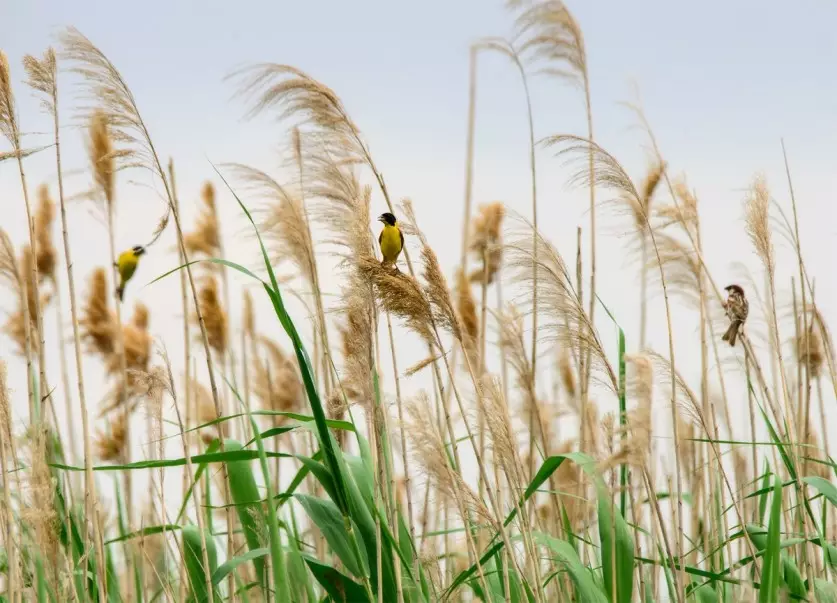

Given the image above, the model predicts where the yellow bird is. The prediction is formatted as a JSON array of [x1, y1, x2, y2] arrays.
[[377, 212, 404, 270], [114, 245, 146, 301]]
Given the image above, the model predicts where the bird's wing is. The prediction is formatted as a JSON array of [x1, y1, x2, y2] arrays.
[[399, 228, 404, 251], [378, 229, 383, 246]]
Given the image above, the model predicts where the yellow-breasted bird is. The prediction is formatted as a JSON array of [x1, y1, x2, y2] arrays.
[[378, 212, 404, 269], [114, 245, 146, 301]]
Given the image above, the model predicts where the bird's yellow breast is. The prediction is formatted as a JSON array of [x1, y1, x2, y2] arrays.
[[118, 250, 140, 281], [379, 224, 403, 263]]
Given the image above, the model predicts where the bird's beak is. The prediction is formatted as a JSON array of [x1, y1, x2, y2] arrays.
[[377, 215, 385, 223]]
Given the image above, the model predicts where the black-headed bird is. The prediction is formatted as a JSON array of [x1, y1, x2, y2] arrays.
[[378, 212, 404, 270], [114, 245, 146, 301]]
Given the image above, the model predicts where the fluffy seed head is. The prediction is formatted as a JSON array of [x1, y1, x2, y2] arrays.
[[96, 412, 128, 462], [88, 110, 115, 204], [469, 202, 504, 284], [81, 267, 115, 356], [184, 182, 220, 258], [195, 276, 227, 354], [34, 185, 56, 283]]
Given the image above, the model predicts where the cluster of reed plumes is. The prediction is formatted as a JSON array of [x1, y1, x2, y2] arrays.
[[0, 2, 836, 602]]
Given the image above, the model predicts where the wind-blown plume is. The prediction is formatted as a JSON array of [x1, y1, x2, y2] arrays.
[[81, 267, 115, 356], [34, 185, 56, 283], [253, 337, 302, 415], [184, 182, 220, 258], [469, 202, 505, 283], [505, 214, 617, 393], [744, 174, 774, 274], [194, 277, 227, 355], [23, 49, 57, 115]]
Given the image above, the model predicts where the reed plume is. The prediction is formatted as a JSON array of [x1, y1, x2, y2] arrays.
[[468, 202, 504, 284], [183, 182, 220, 258], [194, 276, 227, 355], [253, 337, 302, 415], [34, 186, 56, 284]]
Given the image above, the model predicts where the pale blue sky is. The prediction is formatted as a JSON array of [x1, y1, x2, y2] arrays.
[[2, 1, 837, 481]]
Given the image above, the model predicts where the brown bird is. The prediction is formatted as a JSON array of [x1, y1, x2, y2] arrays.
[[722, 284, 748, 347]]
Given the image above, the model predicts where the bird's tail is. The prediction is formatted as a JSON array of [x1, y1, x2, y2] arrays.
[[116, 283, 124, 302], [722, 321, 740, 347]]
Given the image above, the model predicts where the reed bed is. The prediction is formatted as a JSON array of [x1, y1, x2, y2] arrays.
[[0, 2, 835, 602]]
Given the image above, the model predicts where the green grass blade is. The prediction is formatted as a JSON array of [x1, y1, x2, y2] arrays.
[[759, 475, 782, 603]]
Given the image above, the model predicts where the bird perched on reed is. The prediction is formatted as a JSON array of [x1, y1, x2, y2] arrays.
[[114, 245, 146, 301], [378, 212, 404, 270], [722, 284, 748, 346]]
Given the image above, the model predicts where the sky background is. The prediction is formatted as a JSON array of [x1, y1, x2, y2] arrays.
[[2, 0, 837, 528]]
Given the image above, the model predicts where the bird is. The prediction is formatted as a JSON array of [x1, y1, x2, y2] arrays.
[[114, 245, 146, 301], [721, 284, 748, 347], [377, 212, 404, 270]]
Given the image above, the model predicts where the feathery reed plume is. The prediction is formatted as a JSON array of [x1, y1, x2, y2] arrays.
[[195, 276, 227, 355], [421, 245, 462, 342], [231, 64, 368, 167], [338, 275, 375, 407], [184, 182, 220, 258], [22, 425, 61, 594], [0, 230, 28, 354], [403, 393, 491, 524], [505, 215, 617, 393], [744, 175, 774, 275], [81, 267, 115, 356], [650, 232, 701, 308], [34, 185, 56, 284], [87, 110, 117, 208], [557, 348, 577, 402], [469, 202, 504, 283], [480, 376, 526, 489], [95, 412, 128, 462], [109, 303, 151, 375], [191, 377, 227, 445], [0, 52, 17, 146], [227, 164, 315, 282], [357, 255, 434, 343], [455, 268, 479, 361], [600, 354, 653, 469], [402, 200, 463, 342], [496, 305, 537, 419], [253, 337, 301, 415], [657, 176, 699, 234], [796, 323, 824, 379]]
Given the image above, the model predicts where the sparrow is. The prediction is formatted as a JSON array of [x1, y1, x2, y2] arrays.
[[722, 284, 748, 347]]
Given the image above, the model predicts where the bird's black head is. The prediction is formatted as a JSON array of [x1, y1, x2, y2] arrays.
[[725, 284, 744, 296], [378, 212, 397, 226], [132, 245, 146, 257]]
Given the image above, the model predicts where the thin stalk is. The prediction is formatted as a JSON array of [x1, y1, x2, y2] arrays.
[[105, 198, 137, 602], [0, 372, 16, 603], [167, 160, 191, 603], [50, 73, 105, 597], [54, 281, 76, 467], [167, 363, 213, 601], [385, 311, 418, 581]]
